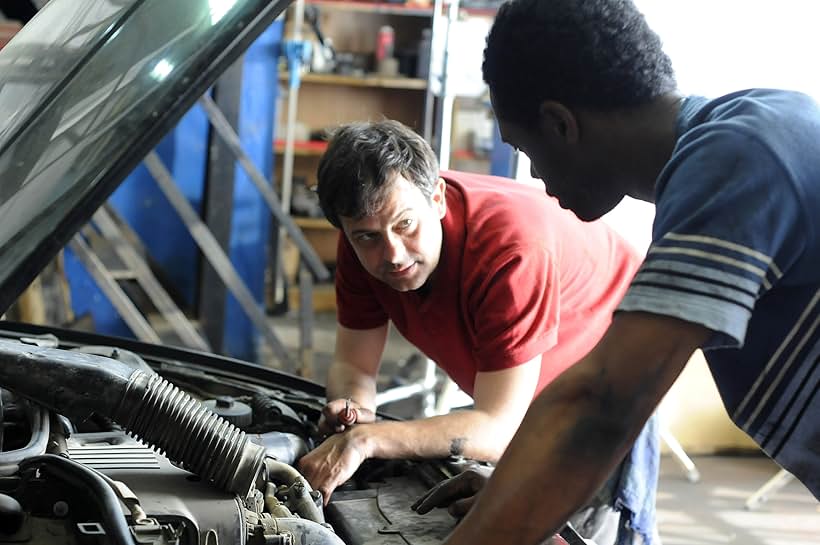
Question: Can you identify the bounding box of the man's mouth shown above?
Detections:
[388,262,417,278]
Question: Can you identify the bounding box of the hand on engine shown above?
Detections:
[298,427,371,504]
[318,398,376,435]
[411,465,494,518]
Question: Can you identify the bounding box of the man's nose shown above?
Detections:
[383,233,406,264]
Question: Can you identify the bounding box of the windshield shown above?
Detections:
[0,0,290,312]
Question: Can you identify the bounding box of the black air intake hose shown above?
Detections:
[0,340,265,497]
[115,370,266,496]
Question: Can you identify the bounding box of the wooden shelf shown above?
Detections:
[281,72,428,90]
[294,217,337,230]
[274,139,328,156]
[305,0,434,16]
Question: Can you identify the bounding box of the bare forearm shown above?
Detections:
[356,409,515,463]
[326,360,378,410]
[446,372,645,543]
[445,314,707,545]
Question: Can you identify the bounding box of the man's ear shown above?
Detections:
[538,101,579,145]
[432,177,447,219]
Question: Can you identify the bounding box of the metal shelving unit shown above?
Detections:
[305,0,435,17]
[280,71,428,89]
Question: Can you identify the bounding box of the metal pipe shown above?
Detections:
[281,0,306,221]
[264,458,324,523]
[423,0,446,143]
[273,0,311,309]
[433,0,460,169]
[250,431,309,466]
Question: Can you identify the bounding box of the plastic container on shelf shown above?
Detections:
[416,27,431,79]
[375,25,394,64]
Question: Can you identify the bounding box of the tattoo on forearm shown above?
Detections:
[450,437,467,457]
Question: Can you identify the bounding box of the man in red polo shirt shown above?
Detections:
[298,120,657,544]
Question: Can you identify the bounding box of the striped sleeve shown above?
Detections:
[618,129,806,348]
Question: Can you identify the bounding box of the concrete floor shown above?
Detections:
[657,456,818,545]
[267,310,819,545]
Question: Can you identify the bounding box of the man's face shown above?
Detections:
[341,175,446,292]
[493,98,624,221]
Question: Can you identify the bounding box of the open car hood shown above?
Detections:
[0,0,291,314]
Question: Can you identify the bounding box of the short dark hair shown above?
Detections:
[316,120,439,228]
[483,0,676,125]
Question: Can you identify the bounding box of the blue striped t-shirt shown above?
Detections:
[618,89,819,498]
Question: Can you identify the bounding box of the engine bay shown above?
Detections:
[0,336,462,545]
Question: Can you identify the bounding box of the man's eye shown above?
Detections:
[357,233,378,242]
[397,219,413,230]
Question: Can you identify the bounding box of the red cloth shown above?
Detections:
[336,170,641,397]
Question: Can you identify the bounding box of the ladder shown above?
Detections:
[69,204,211,352]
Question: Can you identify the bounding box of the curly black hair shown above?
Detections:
[316,120,439,228]
[483,0,676,125]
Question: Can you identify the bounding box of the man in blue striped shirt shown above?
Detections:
[414,0,819,544]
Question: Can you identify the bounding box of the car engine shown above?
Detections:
[0,336,462,545]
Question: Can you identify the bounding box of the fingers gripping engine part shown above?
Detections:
[0,340,266,497]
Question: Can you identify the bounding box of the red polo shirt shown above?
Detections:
[336,170,641,397]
